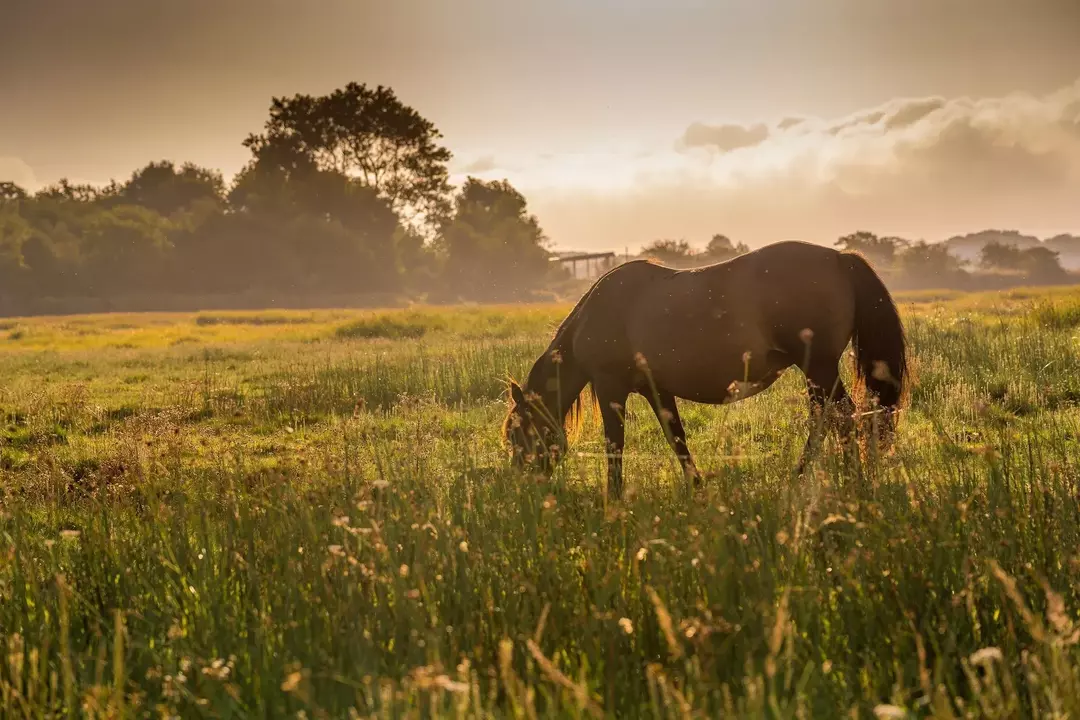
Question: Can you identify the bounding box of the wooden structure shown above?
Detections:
[551,251,618,280]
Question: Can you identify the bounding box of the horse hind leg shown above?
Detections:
[797,358,856,475]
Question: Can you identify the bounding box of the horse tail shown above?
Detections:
[841,252,908,418]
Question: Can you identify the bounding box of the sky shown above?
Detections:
[2,0,1079,251]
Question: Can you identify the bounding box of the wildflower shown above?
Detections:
[399,564,409,578]
[619,617,634,635]
[459,541,469,553]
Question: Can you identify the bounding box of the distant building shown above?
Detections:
[550,251,619,280]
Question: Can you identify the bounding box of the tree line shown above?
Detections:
[639,231,1075,291]
[0,83,555,315]
[2,81,1076,316]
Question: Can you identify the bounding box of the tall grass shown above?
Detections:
[2,291,1080,716]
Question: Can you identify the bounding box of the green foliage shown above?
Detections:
[243,82,453,232]
[440,178,552,301]
[120,161,225,218]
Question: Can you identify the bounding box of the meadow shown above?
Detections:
[2,287,1080,718]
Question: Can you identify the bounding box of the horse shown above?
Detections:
[502,240,908,498]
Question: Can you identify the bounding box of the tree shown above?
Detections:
[440,178,550,300]
[34,179,110,203]
[80,205,174,295]
[225,157,401,290]
[0,182,27,203]
[641,239,696,266]
[703,234,749,262]
[0,210,32,296]
[981,242,1067,282]
[896,240,964,280]
[121,161,225,218]
[243,82,452,233]
[834,231,907,268]
[1020,246,1067,281]
[979,241,1024,271]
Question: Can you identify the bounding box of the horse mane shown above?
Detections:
[502,282,602,444]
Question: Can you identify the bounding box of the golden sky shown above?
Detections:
[2,0,1079,250]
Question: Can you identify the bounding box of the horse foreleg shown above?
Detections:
[642,388,700,487]
[594,378,629,500]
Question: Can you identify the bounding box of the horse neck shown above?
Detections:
[527,351,587,425]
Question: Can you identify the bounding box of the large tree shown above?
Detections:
[243,83,452,233]
[121,161,225,218]
[440,178,550,300]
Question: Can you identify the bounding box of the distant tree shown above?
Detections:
[641,239,696,266]
[0,210,32,295]
[243,82,452,233]
[1020,246,1068,282]
[80,205,174,295]
[440,178,550,300]
[121,161,225,218]
[978,241,1066,281]
[224,159,401,290]
[703,234,749,262]
[0,182,28,203]
[896,240,965,280]
[979,241,1024,271]
[834,231,907,268]
[34,179,107,203]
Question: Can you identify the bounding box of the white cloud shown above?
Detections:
[0,157,38,189]
[491,77,1080,250]
[679,122,769,152]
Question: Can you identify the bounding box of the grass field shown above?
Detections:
[3,287,1080,718]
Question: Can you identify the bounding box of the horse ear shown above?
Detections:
[509,381,526,406]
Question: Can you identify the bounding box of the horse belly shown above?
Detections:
[635,333,778,405]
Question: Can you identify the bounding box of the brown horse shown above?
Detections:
[502,240,908,498]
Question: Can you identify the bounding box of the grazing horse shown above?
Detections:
[502,240,907,498]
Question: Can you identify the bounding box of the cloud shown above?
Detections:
[0,157,38,189]
[679,122,770,152]
[459,155,500,174]
[500,77,1080,249]
[776,116,808,131]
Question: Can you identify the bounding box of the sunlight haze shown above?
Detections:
[2,0,1079,250]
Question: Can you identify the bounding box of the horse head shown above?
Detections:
[502,380,566,475]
